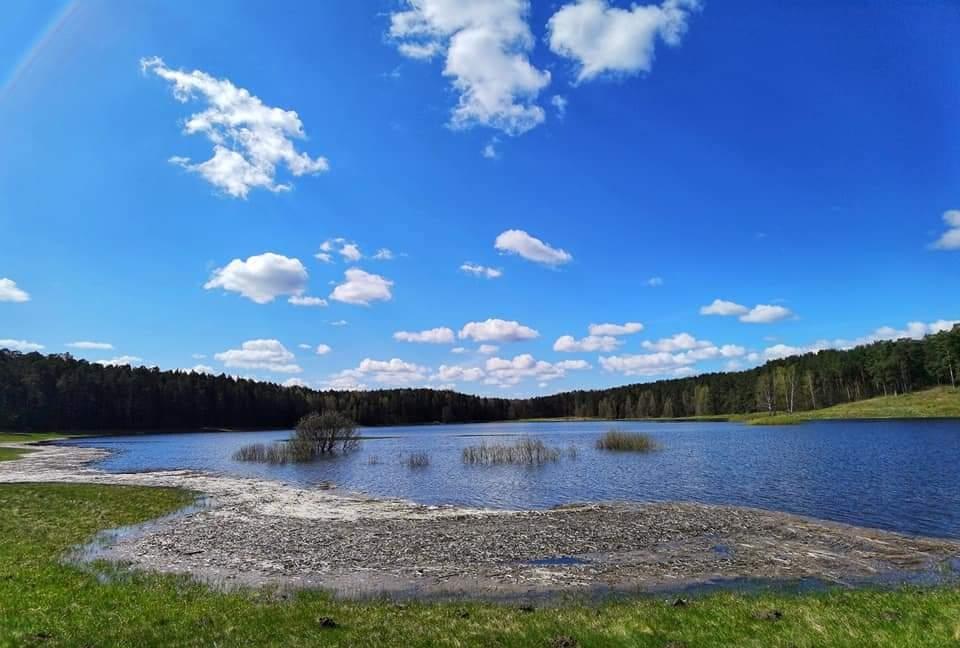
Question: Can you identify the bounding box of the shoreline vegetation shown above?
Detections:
[2,325,959,433]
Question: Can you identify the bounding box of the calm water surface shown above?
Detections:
[62,420,960,539]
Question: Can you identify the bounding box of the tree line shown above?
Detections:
[0,324,957,431]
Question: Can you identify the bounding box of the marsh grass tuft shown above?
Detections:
[233,411,358,464]
[462,437,561,465]
[404,451,430,469]
[595,429,659,452]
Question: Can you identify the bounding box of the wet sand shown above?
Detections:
[2,439,959,600]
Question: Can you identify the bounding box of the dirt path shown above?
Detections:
[3,439,959,600]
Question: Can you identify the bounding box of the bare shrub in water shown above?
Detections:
[462,437,561,465]
[404,451,430,469]
[595,429,658,452]
[233,411,358,463]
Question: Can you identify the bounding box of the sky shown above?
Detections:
[1,0,958,396]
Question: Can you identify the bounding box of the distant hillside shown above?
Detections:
[0,324,957,431]
[747,386,960,425]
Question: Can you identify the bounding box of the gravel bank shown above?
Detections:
[3,439,959,600]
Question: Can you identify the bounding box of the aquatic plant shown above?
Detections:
[595,429,658,452]
[233,411,359,463]
[404,451,430,469]
[462,437,561,465]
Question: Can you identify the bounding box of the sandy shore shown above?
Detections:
[2,439,959,601]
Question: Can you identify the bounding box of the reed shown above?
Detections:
[462,437,561,465]
[595,429,658,452]
[404,451,430,468]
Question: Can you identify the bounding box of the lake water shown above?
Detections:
[61,419,960,540]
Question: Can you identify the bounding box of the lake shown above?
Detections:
[61,419,960,540]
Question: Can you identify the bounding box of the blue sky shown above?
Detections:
[1,0,958,395]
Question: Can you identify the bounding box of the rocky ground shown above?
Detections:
[3,439,959,600]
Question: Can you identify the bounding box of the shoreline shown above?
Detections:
[2,439,959,601]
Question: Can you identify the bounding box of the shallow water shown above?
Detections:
[62,419,960,539]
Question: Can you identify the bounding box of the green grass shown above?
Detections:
[0,447,34,462]
[747,387,960,426]
[595,429,659,452]
[2,483,960,646]
[0,432,69,444]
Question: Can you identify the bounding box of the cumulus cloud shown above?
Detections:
[931,210,960,250]
[495,229,572,266]
[460,263,503,279]
[478,344,499,355]
[0,339,44,352]
[647,276,664,287]
[388,0,551,135]
[329,358,428,387]
[434,364,486,382]
[141,57,328,198]
[315,344,332,355]
[483,353,589,387]
[66,341,114,350]
[482,137,500,159]
[740,304,793,324]
[214,339,302,373]
[641,332,711,352]
[0,278,30,303]
[459,318,539,342]
[600,337,745,377]
[205,253,308,304]
[394,327,456,344]
[763,319,960,361]
[553,334,620,352]
[547,0,700,82]
[288,295,328,307]
[97,355,144,367]
[188,364,215,374]
[700,299,794,323]
[373,248,395,260]
[329,268,394,305]
[588,322,644,336]
[551,94,568,118]
[283,377,310,388]
[699,299,749,316]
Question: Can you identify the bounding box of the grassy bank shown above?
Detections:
[1,483,959,646]
[746,386,960,426]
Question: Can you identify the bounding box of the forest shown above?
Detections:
[0,325,957,431]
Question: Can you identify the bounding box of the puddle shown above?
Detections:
[712,543,734,559]
[526,556,591,566]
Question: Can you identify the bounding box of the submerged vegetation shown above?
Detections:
[233,412,358,464]
[3,482,960,646]
[404,451,430,469]
[462,437,562,465]
[1,325,958,431]
[596,430,659,452]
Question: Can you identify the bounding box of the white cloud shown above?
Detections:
[451,347,467,354]
[700,299,794,324]
[551,94,568,118]
[547,0,700,82]
[434,364,486,382]
[97,355,143,367]
[192,353,207,359]
[330,320,349,326]
[483,353,589,387]
[339,243,362,262]
[641,332,710,352]
[205,253,308,304]
[315,252,334,263]
[647,276,664,287]
[0,278,30,303]
[389,0,551,135]
[459,318,539,342]
[394,327,456,344]
[315,344,332,355]
[298,344,311,350]
[0,339,44,352]
[482,138,500,159]
[478,344,499,355]
[330,358,428,387]
[329,268,394,305]
[141,57,328,198]
[288,295,328,307]
[588,322,644,336]
[214,339,302,373]
[740,304,793,324]
[373,248,395,260]
[283,377,310,388]
[763,319,960,361]
[931,210,960,250]
[553,334,620,352]
[494,229,572,266]
[189,364,215,374]
[66,341,114,350]
[460,263,503,279]
[700,299,749,316]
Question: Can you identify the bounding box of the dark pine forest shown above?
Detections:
[1,326,958,432]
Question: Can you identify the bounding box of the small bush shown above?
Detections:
[595,429,658,452]
[404,451,430,468]
[233,411,359,463]
[462,437,561,465]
